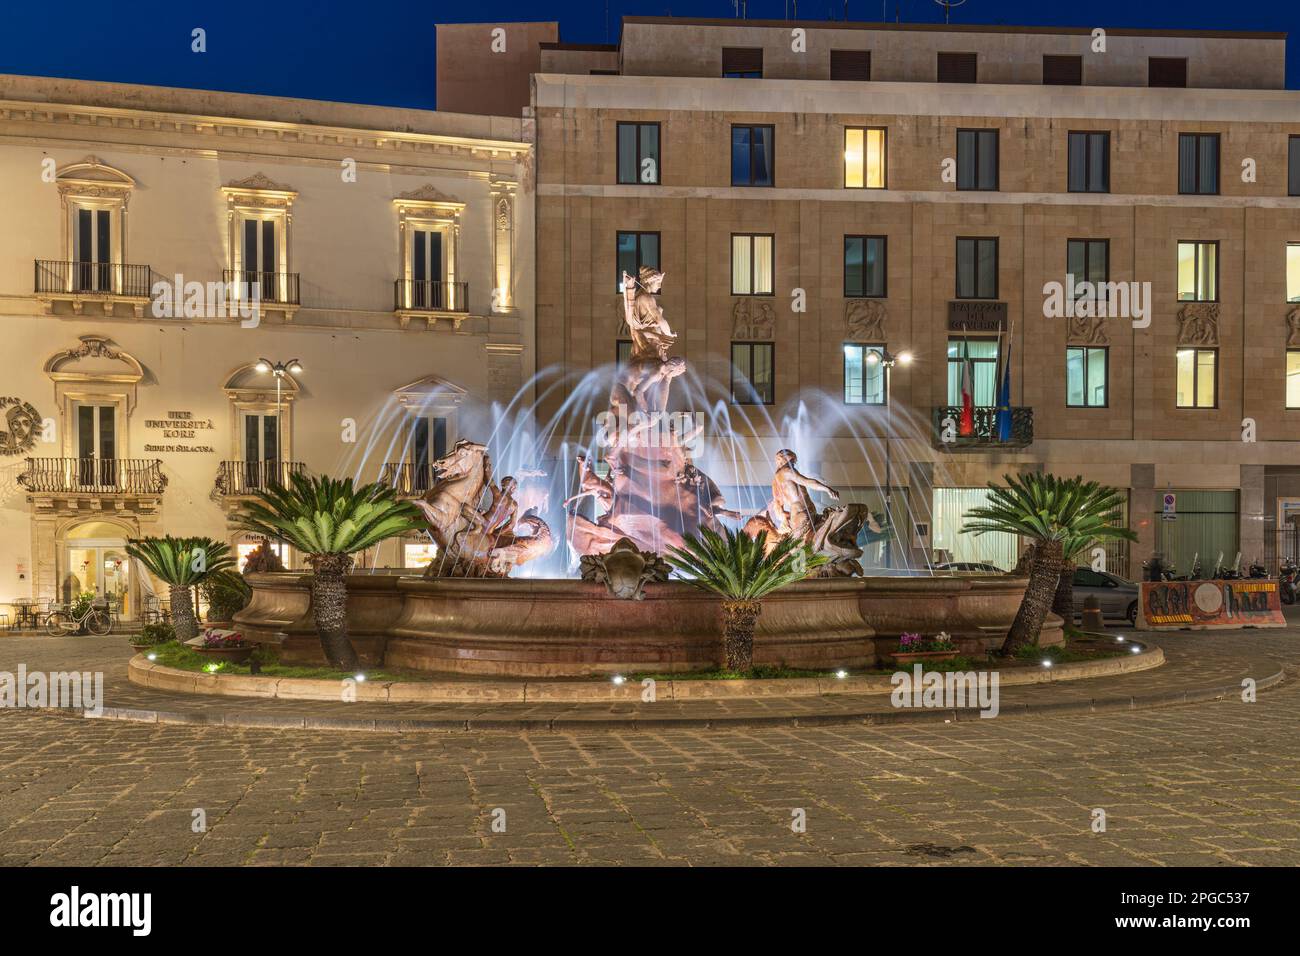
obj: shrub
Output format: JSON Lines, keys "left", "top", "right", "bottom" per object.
{"left": 133, "top": 621, "right": 176, "bottom": 646}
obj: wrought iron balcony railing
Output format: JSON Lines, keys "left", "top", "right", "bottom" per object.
{"left": 222, "top": 270, "right": 301, "bottom": 306}
{"left": 214, "top": 460, "right": 306, "bottom": 497}
{"left": 931, "top": 406, "right": 1034, "bottom": 450}
{"left": 34, "top": 260, "right": 153, "bottom": 297}
{"left": 18, "top": 458, "right": 167, "bottom": 494}
{"left": 379, "top": 462, "right": 437, "bottom": 497}
{"left": 394, "top": 279, "right": 469, "bottom": 313}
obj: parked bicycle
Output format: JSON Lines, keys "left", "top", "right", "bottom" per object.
{"left": 43, "top": 599, "right": 113, "bottom": 636}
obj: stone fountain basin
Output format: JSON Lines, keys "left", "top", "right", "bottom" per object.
{"left": 236, "top": 572, "right": 1059, "bottom": 678}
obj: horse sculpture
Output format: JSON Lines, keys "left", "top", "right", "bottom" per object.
{"left": 412, "top": 439, "right": 553, "bottom": 577}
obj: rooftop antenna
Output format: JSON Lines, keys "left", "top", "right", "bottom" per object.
{"left": 933, "top": 0, "right": 966, "bottom": 23}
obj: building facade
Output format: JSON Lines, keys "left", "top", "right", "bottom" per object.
{"left": 521, "top": 16, "right": 1300, "bottom": 575}
{"left": 0, "top": 75, "right": 534, "bottom": 615}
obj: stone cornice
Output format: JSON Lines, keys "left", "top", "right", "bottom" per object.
{"left": 0, "top": 99, "right": 531, "bottom": 162}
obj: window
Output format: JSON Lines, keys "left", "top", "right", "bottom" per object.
{"left": 223, "top": 174, "right": 299, "bottom": 310}
{"left": 408, "top": 414, "right": 448, "bottom": 493}
{"left": 1068, "top": 131, "right": 1110, "bottom": 193}
{"left": 843, "top": 344, "right": 885, "bottom": 405}
{"left": 1290, "top": 137, "right": 1300, "bottom": 197}
{"left": 844, "top": 236, "right": 886, "bottom": 297}
{"left": 844, "top": 127, "right": 886, "bottom": 189}
{"left": 830, "top": 50, "right": 871, "bottom": 81}
{"left": 1149, "top": 57, "right": 1188, "bottom": 88}
{"left": 1067, "top": 239, "right": 1109, "bottom": 299}
{"left": 393, "top": 187, "right": 462, "bottom": 313}
{"left": 1290, "top": 244, "right": 1300, "bottom": 303}
{"left": 1043, "top": 55, "right": 1082, "bottom": 85}
{"left": 1066, "top": 347, "right": 1108, "bottom": 407}
{"left": 1288, "top": 351, "right": 1300, "bottom": 409}
{"left": 937, "top": 52, "right": 977, "bottom": 83}
{"left": 947, "top": 339, "right": 999, "bottom": 407}
{"left": 732, "top": 234, "right": 774, "bottom": 295}
{"left": 616, "top": 231, "right": 659, "bottom": 292}
{"left": 240, "top": 411, "right": 279, "bottom": 490}
{"left": 75, "top": 402, "right": 117, "bottom": 487}
{"left": 957, "top": 129, "right": 998, "bottom": 191}
{"left": 956, "top": 237, "right": 998, "bottom": 299}
{"left": 1177, "top": 241, "right": 1218, "bottom": 302}
{"left": 617, "top": 122, "right": 660, "bottom": 185}
{"left": 732, "top": 125, "right": 774, "bottom": 186}
{"left": 616, "top": 340, "right": 632, "bottom": 366}
{"left": 731, "top": 342, "right": 774, "bottom": 404}
{"left": 722, "top": 47, "right": 763, "bottom": 78}
{"left": 1176, "top": 348, "right": 1217, "bottom": 408}
{"left": 1178, "top": 133, "right": 1219, "bottom": 195}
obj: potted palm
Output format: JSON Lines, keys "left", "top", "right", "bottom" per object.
{"left": 126, "top": 536, "right": 235, "bottom": 641}
{"left": 666, "top": 527, "right": 825, "bottom": 673}
{"left": 234, "top": 473, "right": 421, "bottom": 670}
{"left": 962, "top": 474, "right": 1135, "bottom": 657}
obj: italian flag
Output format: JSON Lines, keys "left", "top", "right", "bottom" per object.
{"left": 959, "top": 339, "right": 975, "bottom": 436}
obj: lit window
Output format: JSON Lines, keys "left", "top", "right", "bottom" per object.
{"left": 732, "top": 234, "right": 774, "bottom": 295}
{"left": 947, "top": 339, "right": 999, "bottom": 407}
{"left": 1177, "top": 241, "right": 1218, "bottom": 302}
{"left": 1288, "top": 243, "right": 1300, "bottom": 303}
{"left": 843, "top": 344, "right": 886, "bottom": 405}
{"left": 403, "top": 542, "right": 439, "bottom": 570}
{"left": 1066, "top": 347, "right": 1108, "bottom": 407}
{"left": 844, "top": 127, "right": 886, "bottom": 189}
{"left": 1288, "top": 351, "right": 1300, "bottom": 409}
{"left": 1176, "top": 348, "right": 1217, "bottom": 408}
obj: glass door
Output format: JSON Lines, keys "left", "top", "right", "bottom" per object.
{"left": 75, "top": 403, "right": 116, "bottom": 489}
{"left": 74, "top": 207, "right": 111, "bottom": 292}
{"left": 410, "top": 415, "right": 447, "bottom": 493}
{"left": 412, "top": 228, "right": 444, "bottom": 309}
{"left": 242, "top": 412, "right": 279, "bottom": 491}
{"left": 242, "top": 218, "right": 278, "bottom": 300}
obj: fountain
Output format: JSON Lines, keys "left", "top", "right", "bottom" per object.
{"left": 237, "top": 268, "right": 1058, "bottom": 675}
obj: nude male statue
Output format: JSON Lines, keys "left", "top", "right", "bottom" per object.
{"left": 771, "top": 448, "right": 839, "bottom": 540}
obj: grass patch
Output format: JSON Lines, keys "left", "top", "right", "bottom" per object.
{"left": 141, "top": 641, "right": 431, "bottom": 682}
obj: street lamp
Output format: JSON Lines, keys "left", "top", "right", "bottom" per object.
{"left": 255, "top": 357, "right": 301, "bottom": 480}
{"left": 864, "top": 348, "right": 912, "bottom": 569}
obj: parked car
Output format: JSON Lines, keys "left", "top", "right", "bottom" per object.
{"left": 1071, "top": 568, "right": 1139, "bottom": 624}
{"left": 934, "top": 562, "right": 1005, "bottom": 574}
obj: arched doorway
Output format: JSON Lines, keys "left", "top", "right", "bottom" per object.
{"left": 61, "top": 519, "right": 135, "bottom": 618}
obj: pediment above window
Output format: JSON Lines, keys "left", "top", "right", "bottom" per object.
{"left": 393, "top": 375, "right": 466, "bottom": 409}
{"left": 221, "top": 172, "right": 298, "bottom": 208}
{"left": 44, "top": 335, "right": 144, "bottom": 384}
{"left": 55, "top": 156, "right": 135, "bottom": 201}
{"left": 394, "top": 184, "right": 465, "bottom": 213}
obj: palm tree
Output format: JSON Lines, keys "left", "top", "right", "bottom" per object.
{"left": 962, "top": 474, "right": 1135, "bottom": 656}
{"left": 666, "top": 527, "right": 825, "bottom": 672}
{"left": 126, "top": 536, "right": 235, "bottom": 641}
{"left": 235, "top": 473, "right": 422, "bottom": 669}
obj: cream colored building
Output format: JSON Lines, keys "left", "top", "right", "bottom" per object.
{"left": 512, "top": 16, "right": 1300, "bottom": 575}
{"left": 0, "top": 75, "right": 534, "bottom": 616}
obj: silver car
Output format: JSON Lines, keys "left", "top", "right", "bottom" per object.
{"left": 1071, "top": 568, "right": 1139, "bottom": 624}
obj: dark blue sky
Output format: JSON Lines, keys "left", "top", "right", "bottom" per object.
{"left": 0, "top": 0, "right": 1295, "bottom": 109}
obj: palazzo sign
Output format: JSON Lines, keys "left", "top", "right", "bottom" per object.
{"left": 947, "top": 301, "right": 1007, "bottom": 333}
{"left": 1137, "top": 579, "right": 1286, "bottom": 630}
{"left": 143, "top": 410, "right": 216, "bottom": 454}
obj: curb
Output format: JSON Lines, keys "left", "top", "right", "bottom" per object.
{"left": 126, "top": 638, "right": 1165, "bottom": 704}
{"left": 81, "top": 664, "right": 1285, "bottom": 734}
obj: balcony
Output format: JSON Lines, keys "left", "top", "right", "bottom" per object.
{"left": 931, "top": 406, "right": 1034, "bottom": 450}
{"left": 393, "top": 279, "right": 470, "bottom": 330}
{"left": 379, "top": 462, "right": 437, "bottom": 497}
{"left": 18, "top": 458, "right": 167, "bottom": 495}
{"left": 214, "top": 460, "right": 306, "bottom": 499}
{"left": 222, "top": 270, "right": 301, "bottom": 318}
{"left": 34, "top": 260, "right": 153, "bottom": 317}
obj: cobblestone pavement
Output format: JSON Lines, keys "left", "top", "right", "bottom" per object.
{"left": 0, "top": 629, "right": 1298, "bottom": 865}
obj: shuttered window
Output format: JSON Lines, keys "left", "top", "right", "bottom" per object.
{"left": 937, "top": 52, "right": 977, "bottom": 83}
{"left": 830, "top": 50, "right": 871, "bottom": 81}
{"left": 1149, "top": 57, "right": 1188, "bottom": 88}
{"left": 1043, "top": 55, "right": 1082, "bottom": 85}
{"left": 722, "top": 47, "right": 763, "bottom": 78}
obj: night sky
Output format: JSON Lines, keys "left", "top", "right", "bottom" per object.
{"left": 0, "top": 0, "right": 1296, "bottom": 109}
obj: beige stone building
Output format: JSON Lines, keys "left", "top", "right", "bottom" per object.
{"left": 502, "top": 16, "right": 1300, "bottom": 575}
{"left": 0, "top": 75, "right": 533, "bottom": 617}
